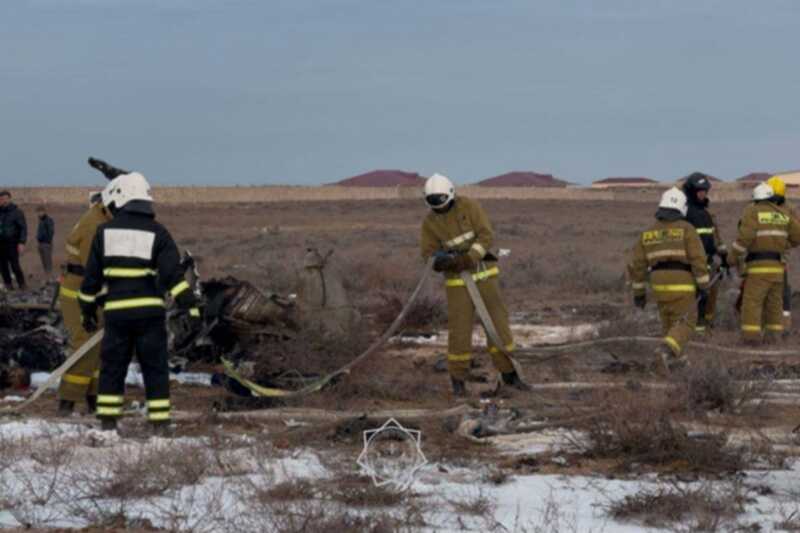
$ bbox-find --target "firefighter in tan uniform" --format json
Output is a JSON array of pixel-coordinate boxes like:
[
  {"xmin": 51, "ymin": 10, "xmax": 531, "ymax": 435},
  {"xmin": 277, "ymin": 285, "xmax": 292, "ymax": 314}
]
[
  {"xmin": 729, "ymin": 181, "xmax": 800, "ymax": 343},
  {"xmin": 629, "ymin": 188, "xmax": 710, "ymax": 373},
  {"xmin": 767, "ymin": 176, "xmax": 796, "ymax": 332},
  {"xmin": 57, "ymin": 191, "xmax": 113, "ymax": 415},
  {"xmin": 420, "ymin": 174, "xmax": 528, "ymax": 397}
]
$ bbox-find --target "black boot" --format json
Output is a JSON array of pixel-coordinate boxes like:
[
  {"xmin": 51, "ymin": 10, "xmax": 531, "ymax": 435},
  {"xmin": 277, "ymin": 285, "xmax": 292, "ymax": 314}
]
[
  {"xmin": 57, "ymin": 400, "xmax": 75, "ymax": 416},
  {"xmin": 86, "ymin": 395, "xmax": 97, "ymax": 414},
  {"xmin": 451, "ymin": 378, "xmax": 467, "ymax": 397},
  {"xmin": 100, "ymin": 417, "xmax": 118, "ymax": 432},
  {"xmin": 501, "ymin": 371, "xmax": 532, "ymax": 391}
]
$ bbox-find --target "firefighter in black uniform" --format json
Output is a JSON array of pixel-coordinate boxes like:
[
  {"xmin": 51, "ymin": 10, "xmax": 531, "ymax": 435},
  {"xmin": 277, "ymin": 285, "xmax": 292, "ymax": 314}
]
[
  {"xmin": 682, "ymin": 172, "xmax": 729, "ymax": 333},
  {"xmin": 79, "ymin": 172, "xmax": 200, "ymax": 433}
]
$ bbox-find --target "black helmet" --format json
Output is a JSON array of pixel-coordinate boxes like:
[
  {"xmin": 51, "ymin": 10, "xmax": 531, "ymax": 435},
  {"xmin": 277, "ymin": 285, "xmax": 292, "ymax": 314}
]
[{"xmin": 683, "ymin": 172, "xmax": 712, "ymax": 193}]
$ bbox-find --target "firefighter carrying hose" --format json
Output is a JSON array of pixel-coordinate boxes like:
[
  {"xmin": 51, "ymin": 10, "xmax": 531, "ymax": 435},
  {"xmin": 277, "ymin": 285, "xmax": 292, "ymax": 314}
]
[
  {"xmin": 629, "ymin": 187, "xmax": 710, "ymax": 374},
  {"xmin": 79, "ymin": 172, "xmax": 200, "ymax": 433},
  {"xmin": 729, "ymin": 179, "xmax": 800, "ymax": 344},
  {"xmin": 420, "ymin": 173, "xmax": 529, "ymax": 397},
  {"xmin": 681, "ymin": 172, "xmax": 729, "ymax": 334},
  {"xmin": 57, "ymin": 158, "xmax": 129, "ymax": 416}
]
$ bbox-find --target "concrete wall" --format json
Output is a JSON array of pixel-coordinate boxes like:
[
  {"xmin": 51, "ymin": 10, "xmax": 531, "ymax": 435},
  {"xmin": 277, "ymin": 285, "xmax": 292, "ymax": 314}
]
[{"xmin": 8, "ymin": 184, "xmax": 798, "ymax": 205}]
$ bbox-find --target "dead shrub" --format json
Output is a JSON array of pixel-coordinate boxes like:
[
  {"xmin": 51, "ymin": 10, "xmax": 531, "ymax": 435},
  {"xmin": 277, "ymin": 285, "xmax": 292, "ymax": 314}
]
[
  {"xmin": 324, "ymin": 474, "xmax": 405, "ymax": 507},
  {"xmin": 374, "ymin": 287, "xmax": 446, "ymax": 331},
  {"xmin": 572, "ymin": 389, "xmax": 744, "ymax": 474},
  {"xmin": 607, "ymin": 481, "xmax": 749, "ymax": 530},
  {"xmin": 446, "ymin": 487, "xmax": 496, "ymax": 517},
  {"xmin": 675, "ymin": 357, "xmax": 769, "ymax": 415}
]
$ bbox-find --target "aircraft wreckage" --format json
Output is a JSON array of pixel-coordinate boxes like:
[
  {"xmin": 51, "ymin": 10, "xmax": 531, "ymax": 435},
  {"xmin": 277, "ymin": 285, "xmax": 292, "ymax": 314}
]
[{"xmin": 0, "ymin": 248, "xmax": 367, "ymax": 403}]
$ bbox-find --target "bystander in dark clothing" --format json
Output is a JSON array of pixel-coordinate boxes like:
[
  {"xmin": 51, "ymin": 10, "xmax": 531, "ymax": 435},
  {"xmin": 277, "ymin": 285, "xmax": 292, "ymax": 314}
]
[
  {"xmin": 0, "ymin": 191, "xmax": 27, "ymax": 290},
  {"xmin": 36, "ymin": 206, "xmax": 55, "ymax": 276}
]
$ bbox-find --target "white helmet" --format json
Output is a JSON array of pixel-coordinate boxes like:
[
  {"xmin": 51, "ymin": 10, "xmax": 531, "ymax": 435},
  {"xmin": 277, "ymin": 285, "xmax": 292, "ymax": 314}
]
[
  {"xmin": 658, "ymin": 187, "xmax": 688, "ymax": 217},
  {"xmin": 100, "ymin": 178, "xmax": 118, "ymax": 208},
  {"xmin": 753, "ymin": 182, "xmax": 774, "ymax": 201},
  {"xmin": 424, "ymin": 173, "xmax": 455, "ymax": 209},
  {"xmin": 107, "ymin": 172, "xmax": 153, "ymax": 209}
]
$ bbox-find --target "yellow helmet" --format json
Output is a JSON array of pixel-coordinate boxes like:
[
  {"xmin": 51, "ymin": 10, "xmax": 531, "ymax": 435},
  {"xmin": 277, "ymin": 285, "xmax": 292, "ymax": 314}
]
[{"xmin": 767, "ymin": 175, "xmax": 786, "ymax": 197}]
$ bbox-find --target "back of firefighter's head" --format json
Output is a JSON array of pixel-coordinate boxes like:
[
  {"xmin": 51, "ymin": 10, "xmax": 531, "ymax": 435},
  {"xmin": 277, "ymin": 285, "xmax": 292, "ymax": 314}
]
[
  {"xmin": 767, "ymin": 176, "xmax": 786, "ymax": 204},
  {"xmin": 659, "ymin": 187, "xmax": 688, "ymax": 217},
  {"xmin": 424, "ymin": 173, "xmax": 455, "ymax": 212},
  {"xmin": 682, "ymin": 172, "xmax": 711, "ymax": 206},
  {"xmin": 105, "ymin": 172, "xmax": 153, "ymax": 215},
  {"xmin": 752, "ymin": 182, "xmax": 774, "ymax": 202}
]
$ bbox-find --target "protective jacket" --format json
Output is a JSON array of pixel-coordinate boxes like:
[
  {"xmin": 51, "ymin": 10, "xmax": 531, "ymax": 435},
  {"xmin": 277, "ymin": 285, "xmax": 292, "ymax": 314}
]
[
  {"xmin": 0, "ymin": 203, "xmax": 27, "ymax": 244},
  {"xmin": 61, "ymin": 203, "xmax": 112, "ymax": 298},
  {"xmin": 730, "ymin": 201, "xmax": 800, "ymax": 282},
  {"xmin": 685, "ymin": 201, "xmax": 725, "ymax": 260},
  {"xmin": 79, "ymin": 205, "xmax": 197, "ymax": 321},
  {"xmin": 420, "ymin": 197, "xmax": 497, "ymax": 286},
  {"xmin": 629, "ymin": 214, "xmax": 710, "ymax": 302}
]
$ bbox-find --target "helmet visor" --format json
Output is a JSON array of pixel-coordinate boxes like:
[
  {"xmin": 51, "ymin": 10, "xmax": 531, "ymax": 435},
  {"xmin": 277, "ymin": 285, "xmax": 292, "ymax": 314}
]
[{"xmin": 425, "ymin": 194, "xmax": 450, "ymax": 208}]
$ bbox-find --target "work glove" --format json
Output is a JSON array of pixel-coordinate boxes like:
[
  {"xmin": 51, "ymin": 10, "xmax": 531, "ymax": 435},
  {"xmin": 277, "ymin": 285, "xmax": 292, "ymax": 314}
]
[
  {"xmin": 634, "ymin": 294, "xmax": 646, "ymax": 309},
  {"xmin": 81, "ymin": 308, "xmax": 98, "ymax": 333},
  {"xmin": 433, "ymin": 251, "xmax": 456, "ymax": 272}
]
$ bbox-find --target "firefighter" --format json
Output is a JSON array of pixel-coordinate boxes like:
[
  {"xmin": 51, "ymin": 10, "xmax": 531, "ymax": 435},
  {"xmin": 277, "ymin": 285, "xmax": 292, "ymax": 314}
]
[
  {"xmin": 730, "ymin": 181, "xmax": 800, "ymax": 343},
  {"xmin": 681, "ymin": 172, "xmax": 729, "ymax": 333},
  {"xmin": 419, "ymin": 173, "xmax": 528, "ymax": 397},
  {"xmin": 766, "ymin": 175, "xmax": 796, "ymax": 333},
  {"xmin": 629, "ymin": 187, "xmax": 710, "ymax": 374},
  {"xmin": 79, "ymin": 172, "xmax": 200, "ymax": 432},
  {"xmin": 56, "ymin": 188, "xmax": 114, "ymax": 415}
]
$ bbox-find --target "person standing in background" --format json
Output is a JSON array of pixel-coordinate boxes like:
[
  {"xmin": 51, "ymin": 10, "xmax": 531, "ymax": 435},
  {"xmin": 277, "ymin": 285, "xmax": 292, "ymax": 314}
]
[
  {"xmin": 0, "ymin": 191, "xmax": 28, "ymax": 290},
  {"xmin": 36, "ymin": 205, "xmax": 55, "ymax": 279}
]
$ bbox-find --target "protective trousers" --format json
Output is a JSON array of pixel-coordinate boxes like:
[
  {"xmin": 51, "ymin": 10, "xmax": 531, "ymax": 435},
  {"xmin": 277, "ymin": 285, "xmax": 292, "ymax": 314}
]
[
  {"xmin": 57, "ymin": 290, "xmax": 102, "ymax": 402},
  {"xmin": 96, "ymin": 317, "xmax": 171, "ymax": 423},
  {"xmin": 657, "ymin": 293, "xmax": 697, "ymax": 356},
  {"xmin": 696, "ymin": 283, "xmax": 718, "ymax": 333},
  {"xmin": 740, "ymin": 275, "xmax": 784, "ymax": 341},
  {"xmin": 446, "ymin": 276, "xmax": 515, "ymax": 380}
]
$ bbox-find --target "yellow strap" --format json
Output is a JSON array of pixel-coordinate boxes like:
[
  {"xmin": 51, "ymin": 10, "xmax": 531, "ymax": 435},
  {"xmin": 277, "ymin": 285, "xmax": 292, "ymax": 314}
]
[
  {"xmin": 445, "ymin": 266, "xmax": 500, "ymax": 287},
  {"xmin": 97, "ymin": 394, "xmax": 124, "ymax": 405},
  {"xmin": 470, "ymin": 242, "xmax": 487, "ymax": 258},
  {"xmin": 103, "ymin": 267, "xmax": 157, "ymax": 278},
  {"xmin": 78, "ymin": 291, "xmax": 96, "ymax": 303},
  {"xmin": 104, "ymin": 297, "xmax": 165, "ymax": 311},
  {"xmin": 741, "ymin": 325, "xmax": 762, "ymax": 332},
  {"xmin": 447, "ymin": 353, "xmax": 472, "ymax": 362},
  {"xmin": 222, "ymin": 358, "xmax": 295, "ymax": 397},
  {"xmin": 747, "ymin": 266, "xmax": 784, "ymax": 274},
  {"xmin": 695, "ymin": 228, "xmax": 714, "ymax": 235},
  {"xmin": 170, "ymin": 280, "xmax": 190, "ymax": 297},
  {"xmin": 696, "ymin": 274, "xmax": 710, "ymax": 284},
  {"xmin": 651, "ymin": 284, "xmax": 696, "ymax": 292},
  {"xmin": 445, "ymin": 231, "xmax": 475, "ymax": 248},
  {"xmin": 60, "ymin": 286, "xmax": 79, "ymax": 299},
  {"xmin": 489, "ymin": 343, "xmax": 515, "ymax": 354},
  {"xmin": 189, "ymin": 307, "xmax": 200, "ymax": 317},
  {"xmin": 664, "ymin": 336, "xmax": 681, "ymax": 355},
  {"xmin": 62, "ymin": 373, "xmax": 92, "ymax": 385},
  {"xmin": 148, "ymin": 411, "xmax": 171, "ymax": 421},
  {"xmin": 631, "ymin": 282, "xmax": 646, "ymax": 290},
  {"xmin": 65, "ymin": 243, "xmax": 81, "ymax": 256},
  {"xmin": 766, "ymin": 324, "xmax": 784, "ymax": 331},
  {"xmin": 147, "ymin": 399, "xmax": 170, "ymax": 409},
  {"xmin": 97, "ymin": 406, "xmax": 122, "ymax": 416}
]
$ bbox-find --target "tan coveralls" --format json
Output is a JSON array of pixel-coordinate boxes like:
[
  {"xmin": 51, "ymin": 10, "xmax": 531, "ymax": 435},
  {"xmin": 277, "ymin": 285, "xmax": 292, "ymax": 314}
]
[
  {"xmin": 629, "ymin": 220, "xmax": 710, "ymax": 356},
  {"xmin": 57, "ymin": 203, "xmax": 111, "ymax": 402},
  {"xmin": 729, "ymin": 201, "xmax": 800, "ymax": 342},
  {"xmin": 420, "ymin": 197, "xmax": 515, "ymax": 380}
]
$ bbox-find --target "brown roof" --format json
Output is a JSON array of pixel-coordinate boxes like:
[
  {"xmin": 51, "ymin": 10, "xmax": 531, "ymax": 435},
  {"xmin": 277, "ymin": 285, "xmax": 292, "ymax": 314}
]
[
  {"xmin": 476, "ymin": 171, "xmax": 569, "ymax": 188},
  {"xmin": 736, "ymin": 172, "xmax": 772, "ymax": 183},
  {"xmin": 594, "ymin": 177, "xmax": 658, "ymax": 185},
  {"xmin": 333, "ymin": 170, "xmax": 425, "ymax": 187}
]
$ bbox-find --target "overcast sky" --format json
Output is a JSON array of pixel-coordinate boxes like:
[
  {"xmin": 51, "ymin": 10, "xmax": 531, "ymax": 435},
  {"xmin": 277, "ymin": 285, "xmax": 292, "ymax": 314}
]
[{"xmin": 1, "ymin": 0, "xmax": 798, "ymax": 186}]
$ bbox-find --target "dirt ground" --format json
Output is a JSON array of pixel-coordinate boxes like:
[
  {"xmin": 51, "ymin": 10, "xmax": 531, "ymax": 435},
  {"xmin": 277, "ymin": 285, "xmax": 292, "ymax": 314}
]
[{"xmin": 13, "ymin": 198, "xmax": 800, "ymax": 440}]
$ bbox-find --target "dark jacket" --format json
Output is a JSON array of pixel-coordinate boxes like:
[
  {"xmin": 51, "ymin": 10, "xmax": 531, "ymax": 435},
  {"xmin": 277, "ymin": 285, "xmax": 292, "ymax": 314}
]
[
  {"xmin": 0, "ymin": 203, "xmax": 27, "ymax": 244},
  {"xmin": 36, "ymin": 215, "xmax": 55, "ymax": 244},
  {"xmin": 79, "ymin": 206, "xmax": 196, "ymax": 321}
]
